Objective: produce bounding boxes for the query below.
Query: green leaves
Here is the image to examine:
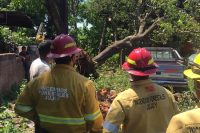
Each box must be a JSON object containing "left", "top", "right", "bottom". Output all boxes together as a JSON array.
[
  {"left": 0, "top": 80, "right": 31, "bottom": 133},
  {"left": 80, "top": 0, "right": 200, "bottom": 53},
  {"left": 0, "top": 27, "right": 35, "bottom": 46},
  {"left": 95, "top": 65, "right": 131, "bottom": 92},
  {"left": 152, "top": 22, "right": 174, "bottom": 44},
  {"left": 176, "top": 91, "right": 196, "bottom": 112}
]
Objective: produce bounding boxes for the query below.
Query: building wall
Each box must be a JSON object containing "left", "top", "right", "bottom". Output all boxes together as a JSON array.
[{"left": 0, "top": 53, "right": 25, "bottom": 94}]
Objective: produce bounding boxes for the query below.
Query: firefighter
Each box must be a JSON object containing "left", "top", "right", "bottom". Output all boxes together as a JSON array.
[
  {"left": 103, "top": 47, "right": 179, "bottom": 133},
  {"left": 167, "top": 53, "right": 200, "bottom": 133},
  {"left": 15, "top": 34, "right": 103, "bottom": 133}
]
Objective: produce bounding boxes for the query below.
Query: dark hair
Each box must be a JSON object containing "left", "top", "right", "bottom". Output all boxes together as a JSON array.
[
  {"left": 130, "top": 74, "right": 149, "bottom": 81},
  {"left": 38, "top": 40, "right": 52, "bottom": 57},
  {"left": 22, "top": 46, "right": 26, "bottom": 50},
  {"left": 54, "top": 56, "right": 73, "bottom": 64}
]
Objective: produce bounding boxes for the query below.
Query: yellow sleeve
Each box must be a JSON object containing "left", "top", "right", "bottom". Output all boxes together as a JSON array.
[
  {"left": 103, "top": 97, "right": 125, "bottom": 133},
  {"left": 84, "top": 80, "right": 103, "bottom": 132},
  {"left": 14, "top": 81, "right": 37, "bottom": 121},
  {"left": 166, "top": 115, "right": 183, "bottom": 133}
]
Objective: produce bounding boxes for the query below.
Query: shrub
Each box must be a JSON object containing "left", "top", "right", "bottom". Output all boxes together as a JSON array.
[{"left": 95, "top": 65, "right": 131, "bottom": 92}]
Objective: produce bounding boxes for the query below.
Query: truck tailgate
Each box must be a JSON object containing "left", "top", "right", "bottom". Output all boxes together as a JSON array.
[{"left": 150, "top": 63, "right": 185, "bottom": 80}]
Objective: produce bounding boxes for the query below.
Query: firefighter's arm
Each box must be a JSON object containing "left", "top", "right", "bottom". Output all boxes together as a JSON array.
[
  {"left": 166, "top": 115, "right": 183, "bottom": 133},
  {"left": 103, "top": 97, "right": 125, "bottom": 133},
  {"left": 14, "top": 82, "right": 37, "bottom": 121},
  {"left": 84, "top": 81, "right": 103, "bottom": 133}
]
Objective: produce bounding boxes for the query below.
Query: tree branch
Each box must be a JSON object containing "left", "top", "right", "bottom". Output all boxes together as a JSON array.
[
  {"left": 137, "top": 20, "right": 146, "bottom": 35},
  {"left": 144, "top": 12, "right": 150, "bottom": 20},
  {"left": 140, "top": 17, "right": 162, "bottom": 37},
  {"left": 137, "top": 12, "right": 151, "bottom": 35},
  {"left": 93, "top": 17, "right": 163, "bottom": 65},
  {"left": 45, "top": 0, "right": 67, "bottom": 34},
  {"left": 179, "top": 30, "right": 200, "bottom": 33}
]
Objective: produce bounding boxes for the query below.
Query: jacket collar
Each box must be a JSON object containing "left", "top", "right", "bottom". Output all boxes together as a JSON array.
[
  {"left": 39, "top": 57, "right": 48, "bottom": 65},
  {"left": 53, "top": 64, "right": 76, "bottom": 72},
  {"left": 131, "top": 79, "right": 153, "bottom": 87}
]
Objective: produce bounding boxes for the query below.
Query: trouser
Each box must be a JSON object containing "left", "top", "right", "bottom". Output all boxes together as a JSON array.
[{"left": 23, "top": 62, "right": 30, "bottom": 81}]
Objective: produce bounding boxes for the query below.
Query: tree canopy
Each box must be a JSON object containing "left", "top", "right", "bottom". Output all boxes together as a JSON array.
[{"left": 0, "top": 0, "right": 199, "bottom": 61}]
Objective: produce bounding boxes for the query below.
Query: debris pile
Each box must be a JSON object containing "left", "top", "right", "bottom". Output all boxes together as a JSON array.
[{"left": 97, "top": 88, "right": 117, "bottom": 119}]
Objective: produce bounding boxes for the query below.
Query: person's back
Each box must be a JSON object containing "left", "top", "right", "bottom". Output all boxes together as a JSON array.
[
  {"left": 27, "top": 64, "right": 101, "bottom": 132},
  {"left": 29, "top": 40, "right": 52, "bottom": 80},
  {"left": 104, "top": 80, "right": 178, "bottom": 133},
  {"left": 167, "top": 108, "right": 200, "bottom": 133},
  {"left": 103, "top": 48, "right": 179, "bottom": 133},
  {"left": 129, "top": 82, "right": 177, "bottom": 132},
  {"left": 29, "top": 58, "right": 50, "bottom": 80}
]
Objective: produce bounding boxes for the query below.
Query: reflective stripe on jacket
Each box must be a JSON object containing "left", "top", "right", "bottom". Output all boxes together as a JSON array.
[
  {"left": 15, "top": 104, "right": 33, "bottom": 112},
  {"left": 15, "top": 64, "right": 103, "bottom": 133},
  {"left": 39, "top": 114, "right": 86, "bottom": 125}
]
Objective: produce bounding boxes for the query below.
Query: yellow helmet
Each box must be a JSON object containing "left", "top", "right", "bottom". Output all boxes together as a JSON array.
[
  {"left": 36, "top": 34, "right": 45, "bottom": 43},
  {"left": 184, "top": 53, "right": 200, "bottom": 79}
]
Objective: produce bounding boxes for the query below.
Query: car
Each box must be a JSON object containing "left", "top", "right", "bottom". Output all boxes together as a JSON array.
[{"left": 145, "top": 47, "right": 187, "bottom": 88}]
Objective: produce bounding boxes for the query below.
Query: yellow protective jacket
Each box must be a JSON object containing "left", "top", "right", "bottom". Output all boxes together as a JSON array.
[
  {"left": 15, "top": 64, "right": 103, "bottom": 133},
  {"left": 103, "top": 79, "right": 179, "bottom": 133},
  {"left": 166, "top": 108, "right": 200, "bottom": 133}
]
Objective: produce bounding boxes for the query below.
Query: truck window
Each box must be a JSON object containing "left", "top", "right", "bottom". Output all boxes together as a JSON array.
[
  {"left": 163, "top": 51, "right": 173, "bottom": 59},
  {"left": 150, "top": 50, "right": 174, "bottom": 61}
]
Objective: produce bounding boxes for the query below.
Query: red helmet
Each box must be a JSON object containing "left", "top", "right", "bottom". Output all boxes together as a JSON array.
[
  {"left": 47, "top": 34, "right": 81, "bottom": 58},
  {"left": 122, "top": 47, "right": 157, "bottom": 76}
]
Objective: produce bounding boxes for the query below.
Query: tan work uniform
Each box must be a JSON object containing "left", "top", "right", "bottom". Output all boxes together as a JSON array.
[
  {"left": 103, "top": 79, "right": 179, "bottom": 133},
  {"left": 15, "top": 65, "right": 103, "bottom": 133},
  {"left": 167, "top": 108, "right": 200, "bottom": 133}
]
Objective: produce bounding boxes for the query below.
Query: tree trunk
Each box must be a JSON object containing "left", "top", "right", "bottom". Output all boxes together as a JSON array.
[
  {"left": 45, "top": 0, "right": 67, "bottom": 34},
  {"left": 70, "top": 0, "right": 79, "bottom": 41},
  {"left": 58, "top": 0, "right": 68, "bottom": 34},
  {"left": 93, "top": 37, "right": 136, "bottom": 64},
  {"left": 98, "top": 20, "right": 107, "bottom": 53}
]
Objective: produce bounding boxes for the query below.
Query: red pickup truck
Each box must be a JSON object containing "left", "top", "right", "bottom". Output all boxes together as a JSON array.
[{"left": 145, "top": 47, "right": 187, "bottom": 88}]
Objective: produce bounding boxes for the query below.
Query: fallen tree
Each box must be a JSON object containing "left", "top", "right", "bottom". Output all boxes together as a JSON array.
[{"left": 93, "top": 16, "right": 162, "bottom": 65}]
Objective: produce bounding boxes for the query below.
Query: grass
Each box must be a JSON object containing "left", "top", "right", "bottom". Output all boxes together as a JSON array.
[
  {"left": 95, "top": 65, "right": 131, "bottom": 92},
  {"left": 0, "top": 80, "right": 34, "bottom": 133}
]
